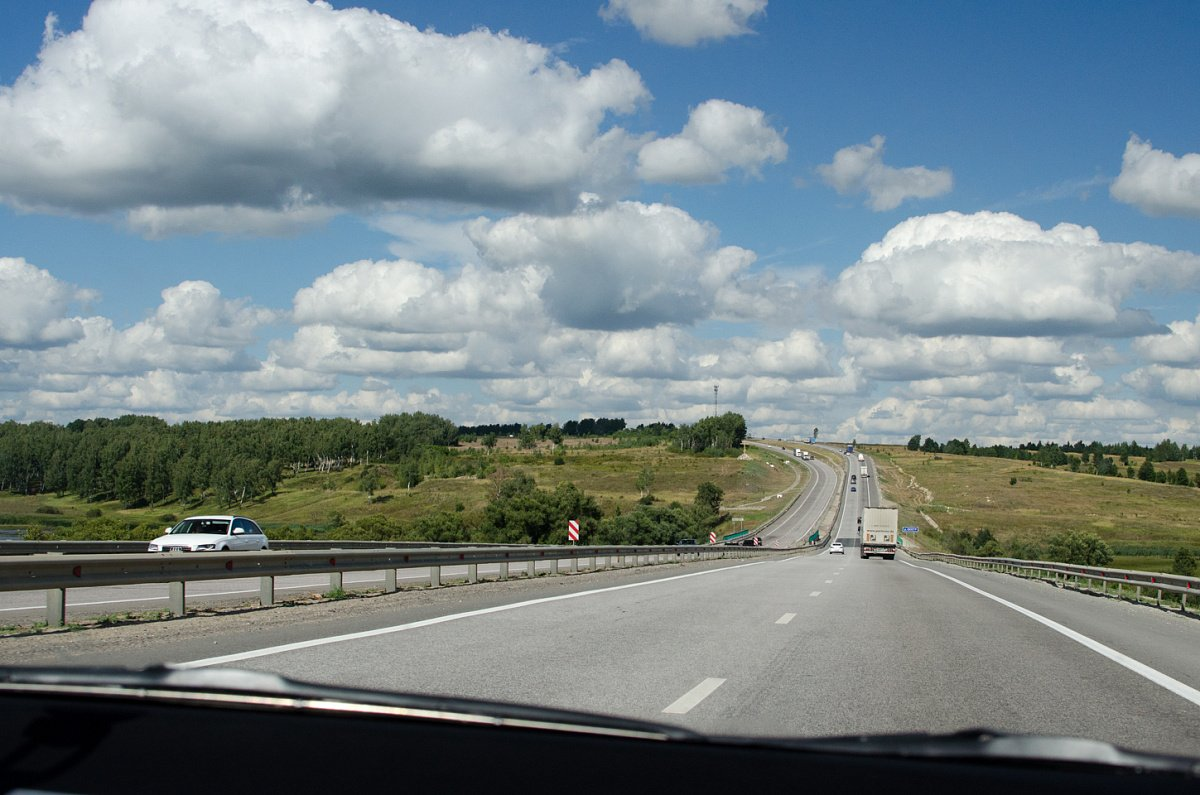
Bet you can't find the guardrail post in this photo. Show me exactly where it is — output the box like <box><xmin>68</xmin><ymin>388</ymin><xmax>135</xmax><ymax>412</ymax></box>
<box><xmin>570</xmin><ymin>556</ymin><xmax>578</xmax><ymax>573</ymax></box>
<box><xmin>430</xmin><ymin>565</ymin><xmax>442</xmax><ymax>588</ymax></box>
<box><xmin>527</xmin><ymin>560</ymin><xmax>535</xmax><ymax>577</ymax></box>
<box><xmin>169</xmin><ymin>581</ymin><xmax>185</xmax><ymax>616</ymax></box>
<box><xmin>499</xmin><ymin>561</ymin><xmax>509</xmax><ymax>580</ymax></box>
<box><xmin>46</xmin><ymin>588</ymin><xmax>65</xmax><ymax>628</ymax></box>
<box><xmin>383</xmin><ymin>569</ymin><xmax>397</xmax><ymax>594</ymax></box>
<box><xmin>329</xmin><ymin>572</ymin><xmax>343</xmax><ymax>593</ymax></box>
<box><xmin>259</xmin><ymin>576</ymin><xmax>275</xmax><ymax>606</ymax></box>
<box><xmin>1182</xmin><ymin>593</ymin><xmax>1188</xmax><ymax>614</ymax></box>
<box><xmin>468</xmin><ymin>563</ymin><xmax>478</xmax><ymax>583</ymax></box>
<box><xmin>550</xmin><ymin>558</ymin><xmax>559</xmax><ymax>575</ymax></box>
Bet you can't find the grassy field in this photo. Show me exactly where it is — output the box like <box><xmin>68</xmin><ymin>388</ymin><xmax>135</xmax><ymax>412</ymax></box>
<box><xmin>865</xmin><ymin>445</ymin><xmax>1200</xmax><ymax>571</ymax></box>
<box><xmin>0</xmin><ymin>441</ymin><xmax>802</xmax><ymax>536</ymax></box>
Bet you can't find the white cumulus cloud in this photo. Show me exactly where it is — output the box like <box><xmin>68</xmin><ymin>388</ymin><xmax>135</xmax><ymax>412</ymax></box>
<box><xmin>0</xmin><ymin>0</ymin><xmax>650</xmax><ymax>233</ymax></box>
<box><xmin>466</xmin><ymin>198</ymin><xmax>761</xmax><ymax>329</ymax></box>
<box><xmin>599</xmin><ymin>0</ymin><xmax>767</xmax><ymax>46</ymax></box>
<box><xmin>1110</xmin><ymin>135</ymin><xmax>1200</xmax><ymax>218</ymax></box>
<box><xmin>833</xmin><ymin>211</ymin><xmax>1200</xmax><ymax>338</ymax></box>
<box><xmin>817</xmin><ymin>135</ymin><xmax>952</xmax><ymax>211</ymax></box>
<box><xmin>637</xmin><ymin>99</ymin><xmax>786</xmax><ymax>184</ymax></box>
<box><xmin>0</xmin><ymin>258</ymin><xmax>95</xmax><ymax>348</ymax></box>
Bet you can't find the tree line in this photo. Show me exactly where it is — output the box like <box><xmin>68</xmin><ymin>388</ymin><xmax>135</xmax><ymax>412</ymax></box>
<box><xmin>0</xmin><ymin>412</ymin><xmax>460</xmax><ymax>507</ymax></box>
<box><xmin>906</xmin><ymin>434</ymin><xmax>1200</xmax><ymax>487</ymax></box>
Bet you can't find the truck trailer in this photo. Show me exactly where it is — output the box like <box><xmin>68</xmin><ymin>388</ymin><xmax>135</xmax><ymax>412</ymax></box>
<box><xmin>860</xmin><ymin>507</ymin><xmax>897</xmax><ymax>560</ymax></box>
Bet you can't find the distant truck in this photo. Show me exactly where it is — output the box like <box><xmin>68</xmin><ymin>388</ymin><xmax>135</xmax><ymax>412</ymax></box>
<box><xmin>861</xmin><ymin>507</ymin><xmax>897</xmax><ymax>560</ymax></box>
<box><xmin>860</xmin><ymin>465</ymin><xmax>868</xmax><ymax>477</ymax></box>
<box><xmin>795</xmin><ymin>448</ymin><xmax>803</xmax><ymax>457</ymax></box>
<box><xmin>857</xmin><ymin>453</ymin><xmax>865</xmax><ymax>462</ymax></box>
<box><xmin>845</xmin><ymin>444</ymin><xmax>854</xmax><ymax>454</ymax></box>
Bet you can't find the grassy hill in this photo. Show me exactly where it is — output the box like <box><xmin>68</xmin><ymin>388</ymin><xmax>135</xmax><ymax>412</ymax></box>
<box><xmin>866</xmin><ymin>445</ymin><xmax>1200</xmax><ymax>573</ymax></box>
<box><xmin>0</xmin><ymin>440</ymin><xmax>802</xmax><ymax>538</ymax></box>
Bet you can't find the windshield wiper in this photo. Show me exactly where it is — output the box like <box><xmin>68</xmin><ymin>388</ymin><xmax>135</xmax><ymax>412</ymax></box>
<box><xmin>0</xmin><ymin>665</ymin><xmax>702</xmax><ymax>743</ymax></box>
<box><xmin>733</xmin><ymin>729</ymin><xmax>1200</xmax><ymax>775</ymax></box>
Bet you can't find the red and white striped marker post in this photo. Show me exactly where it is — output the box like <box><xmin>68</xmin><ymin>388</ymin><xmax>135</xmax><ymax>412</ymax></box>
<box><xmin>568</xmin><ymin>519</ymin><xmax>580</xmax><ymax>543</ymax></box>
<box><xmin>709</xmin><ymin>531</ymin><xmax>717</xmax><ymax>545</ymax></box>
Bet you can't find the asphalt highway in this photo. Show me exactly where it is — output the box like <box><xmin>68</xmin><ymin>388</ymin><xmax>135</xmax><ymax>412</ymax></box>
<box><xmin>4</xmin><ymin>449</ymin><xmax>1198</xmax><ymax>759</ymax></box>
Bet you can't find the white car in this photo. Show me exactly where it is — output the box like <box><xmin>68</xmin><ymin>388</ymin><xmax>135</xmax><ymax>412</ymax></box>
<box><xmin>148</xmin><ymin>515</ymin><xmax>269</xmax><ymax>552</ymax></box>
<box><xmin>829</xmin><ymin>542</ymin><xmax>845</xmax><ymax>554</ymax></box>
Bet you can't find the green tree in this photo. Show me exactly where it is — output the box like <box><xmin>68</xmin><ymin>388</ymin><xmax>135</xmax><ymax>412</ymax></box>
<box><xmin>694</xmin><ymin>481</ymin><xmax>723</xmax><ymax>515</ymax></box>
<box><xmin>1137</xmin><ymin>459</ymin><xmax>1156</xmax><ymax>481</ymax></box>
<box><xmin>635</xmin><ymin>466</ymin><xmax>655</xmax><ymax>498</ymax></box>
<box><xmin>1171</xmin><ymin>547</ymin><xmax>1197</xmax><ymax>576</ymax></box>
<box><xmin>1173</xmin><ymin>467</ymin><xmax>1191</xmax><ymax>486</ymax></box>
<box><xmin>1046</xmin><ymin>530</ymin><xmax>1113</xmax><ymax>566</ymax></box>
<box><xmin>906</xmin><ymin>434</ymin><xmax>921</xmax><ymax>451</ymax></box>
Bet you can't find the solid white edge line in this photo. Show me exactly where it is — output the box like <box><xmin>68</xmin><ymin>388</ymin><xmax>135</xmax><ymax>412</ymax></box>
<box><xmin>175</xmin><ymin>559</ymin><xmax>771</xmax><ymax>669</ymax></box>
<box><xmin>901</xmin><ymin>560</ymin><xmax>1200</xmax><ymax>708</ymax></box>
<box><xmin>776</xmin><ymin>612</ymin><xmax>796</xmax><ymax>625</ymax></box>
<box><xmin>663</xmin><ymin>677</ymin><xmax>726</xmax><ymax>714</ymax></box>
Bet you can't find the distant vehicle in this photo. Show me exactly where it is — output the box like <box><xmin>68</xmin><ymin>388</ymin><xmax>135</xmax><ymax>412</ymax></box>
<box><xmin>850</xmin><ymin>474</ymin><xmax>856</xmax><ymax>483</ymax></box>
<box><xmin>860</xmin><ymin>466</ymin><xmax>868</xmax><ymax>477</ymax></box>
<box><xmin>795</xmin><ymin>448</ymin><xmax>803</xmax><ymax>457</ymax></box>
<box><xmin>829</xmin><ymin>542</ymin><xmax>844</xmax><ymax>554</ymax></box>
<box><xmin>857</xmin><ymin>453</ymin><xmax>865</xmax><ymax>463</ymax></box>
<box><xmin>861</xmin><ymin>507</ymin><xmax>898</xmax><ymax>560</ymax></box>
<box><xmin>845</xmin><ymin>444</ymin><xmax>854</xmax><ymax>454</ymax></box>
<box><xmin>850</xmin><ymin>486</ymin><xmax>856</xmax><ymax>492</ymax></box>
<box><xmin>148</xmin><ymin>515</ymin><xmax>269</xmax><ymax>552</ymax></box>
<box><xmin>676</xmin><ymin>538</ymin><xmax>698</xmax><ymax>545</ymax></box>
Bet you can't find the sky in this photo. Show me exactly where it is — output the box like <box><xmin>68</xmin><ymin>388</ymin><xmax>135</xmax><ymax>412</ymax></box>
<box><xmin>1</xmin><ymin>0</ymin><xmax>1198</xmax><ymax>445</ymax></box>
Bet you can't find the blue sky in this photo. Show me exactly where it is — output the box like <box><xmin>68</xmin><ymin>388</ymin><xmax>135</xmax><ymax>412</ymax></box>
<box><xmin>1</xmin><ymin>0</ymin><xmax>1198</xmax><ymax>444</ymax></box>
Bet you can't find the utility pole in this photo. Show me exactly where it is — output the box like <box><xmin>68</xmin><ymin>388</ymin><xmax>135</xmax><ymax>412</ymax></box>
<box><xmin>713</xmin><ymin>384</ymin><xmax>719</xmax><ymax>416</ymax></box>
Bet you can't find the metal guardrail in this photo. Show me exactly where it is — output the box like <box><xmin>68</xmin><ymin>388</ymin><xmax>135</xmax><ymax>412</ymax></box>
<box><xmin>1</xmin><ymin>543</ymin><xmax>775</xmax><ymax>627</ymax></box>
<box><xmin>907</xmin><ymin>550</ymin><xmax>1199</xmax><ymax>612</ymax></box>
<box><xmin>0</xmin><ymin>539</ymin><xmax>512</xmax><ymax>555</ymax></box>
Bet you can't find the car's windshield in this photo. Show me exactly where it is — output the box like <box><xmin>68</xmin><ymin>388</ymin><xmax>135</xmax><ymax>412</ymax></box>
<box><xmin>0</xmin><ymin>0</ymin><xmax>1198</xmax><ymax>766</ymax></box>
<box><xmin>170</xmin><ymin>520</ymin><xmax>229</xmax><ymax>536</ymax></box>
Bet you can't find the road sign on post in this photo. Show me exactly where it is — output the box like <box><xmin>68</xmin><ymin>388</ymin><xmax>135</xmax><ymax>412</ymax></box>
<box><xmin>568</xmin><ymin>519</ymin><xmax>580</xmax><ymax>543</ymax></box>
<box><xmin>708</xmin><ymin>531</ymin><xmax>717</xmax><ymax>545</ymax></box>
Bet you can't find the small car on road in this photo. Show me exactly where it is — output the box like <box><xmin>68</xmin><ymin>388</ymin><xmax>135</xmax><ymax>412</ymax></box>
<box><xmin>829</xmin><ymin>542</ymin><xmax>845</xmax><ymax>554</ymax></box>
<box><xmin>148</xmin><ymin>515</ymin><xmax>270</xmax><ymax>552</ymax></box>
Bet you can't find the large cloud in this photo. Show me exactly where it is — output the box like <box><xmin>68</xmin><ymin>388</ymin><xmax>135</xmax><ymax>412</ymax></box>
<box><xmin>1132</xmin><ymin>314</ymin><xmax>1200</xmax><ymax>364</ymax></box>
<box><xmin>0</xmin><ymin>258</ymin><xmax>95</xmax><ymax>348</ymax></box>
<box><xmin>0</xmin><ymin>0</ymin><xmax>649</xmax><ymax>232</ymax></box>
<box><xmin>599</xmin><ymin>0</ymin><xmax>767</xmax><ymax>46</ymax></box>
<box><xmin>293</xmin><ymin>259</ymin><xmax>545</xmax><ymax>334</ymax></box>
<box><xmin>833</xmin><ymin>211</ymin><xmax>1200</xmax><ymax>337</ymax></box>
<box><xmin>25</xmin><ymin>281</ymin><xmax>271</xmax><ymax>376</ymax></box>
<box><xmin>1110</xmin><ymin>135</ymin><xmax>1200</xmax><ymax>219</ymax></box>
<box><xmin>466</xmin><ymin>197</ymin><xmax>766</xmax><ymax>329</ymax></box>
<box><xmin>637</xmin><ymin>99</ymin><xmax>786</xmax><ymax>184</ymax></box>
<box><xmin>817</xmin><ymin>135</ymin><xmax>952</xmax><ymax>211</ymax></box>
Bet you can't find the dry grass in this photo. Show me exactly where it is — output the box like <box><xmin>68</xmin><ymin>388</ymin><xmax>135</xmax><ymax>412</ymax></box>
<box><xmin>866</xmin><ymin>445</ymin><xmax>1200</xmax><ymax>554</ymax></box>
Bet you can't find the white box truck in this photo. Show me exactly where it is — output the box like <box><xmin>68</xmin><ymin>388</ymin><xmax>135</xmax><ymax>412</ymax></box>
<box><xmin>861</xmin><ymin>507</ymin><xmax>897</xmax><ymax>560</ymax></box>
<box><xmin>857</xmin><ymin>452</ymin><xmax>865</xmax><ymax>463</ymax></box>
